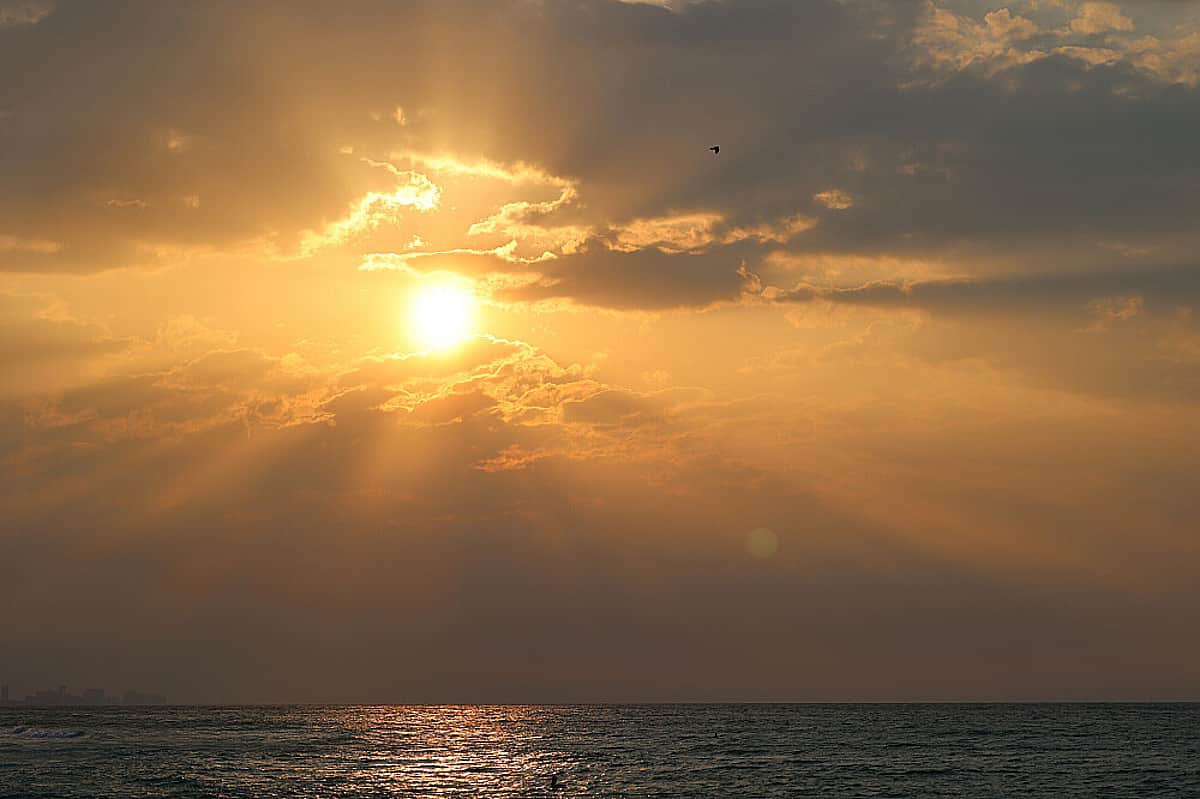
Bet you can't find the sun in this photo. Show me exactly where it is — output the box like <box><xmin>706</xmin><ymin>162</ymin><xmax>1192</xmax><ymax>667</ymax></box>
<box><xmin>409</xmin><ymin>283</ymin><xmax>476</xmax><ymax>351</ymax></box>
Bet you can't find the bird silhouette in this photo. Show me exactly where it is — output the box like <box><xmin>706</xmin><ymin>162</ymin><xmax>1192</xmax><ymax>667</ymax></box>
<box><xmin>709</xmin><ymin>145</ymin><xmax>720</xmax><ymax>154</ymax></box>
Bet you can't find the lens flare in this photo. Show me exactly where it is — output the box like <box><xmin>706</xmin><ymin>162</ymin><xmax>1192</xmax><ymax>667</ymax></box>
<box><xmin>747</xmin><ymin>528</ymin><xmax>779</xmax><ymax>559</ymax></box>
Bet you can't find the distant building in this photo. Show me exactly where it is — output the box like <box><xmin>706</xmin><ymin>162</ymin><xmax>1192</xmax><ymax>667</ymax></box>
<box><xmin>27</xmin><ymin>685</ymin><xmax>81</xmax><ymax>705</ymax></box>
<box><xmin>10</xmin><ymin>682</ymin><xmax>164</xmax><ymax>706</ymax></box>
<box><xmin>28</xmin><ymin>686</ymin><xmax>70</xmax><ymax>705</ymax></box>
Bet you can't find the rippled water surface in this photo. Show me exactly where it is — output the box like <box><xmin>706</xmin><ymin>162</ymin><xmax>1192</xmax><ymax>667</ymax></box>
<box><xmin>2</xmin><ymin>704</ymin><xmax>1198</xmax><ymax>797</ymax></box>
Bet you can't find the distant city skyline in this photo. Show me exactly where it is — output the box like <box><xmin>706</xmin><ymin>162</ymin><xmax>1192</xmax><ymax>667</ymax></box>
<box><xmin>0</xmin><ymin>682</ymin><xmax>165</xmax><ymax>707</ymax></box>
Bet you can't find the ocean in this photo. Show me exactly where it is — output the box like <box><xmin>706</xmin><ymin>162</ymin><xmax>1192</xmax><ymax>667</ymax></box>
<box><xmin>2</xmin><ymin>704</ymin><xmax>1198</xmax><ymax>797</ymax></box>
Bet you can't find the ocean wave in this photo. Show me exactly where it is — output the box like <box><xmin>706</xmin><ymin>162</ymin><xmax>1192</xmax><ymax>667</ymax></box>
<box><xmin>3</xmin><ymin>725</ymin><xmax>84</xmax><ymax>738</ymax></box>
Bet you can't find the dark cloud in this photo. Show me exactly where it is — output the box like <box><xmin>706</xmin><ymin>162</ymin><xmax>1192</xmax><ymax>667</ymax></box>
<box><xmin>3</xmin><ymin>0</ymin><xmax>1199</xmax><ymax>313</ymax></box>
<box><xmin>399</xmin><ymin>238</ymin><xmax>760</xmax><ymax>309</ymax></box>
<box><xmin>771</xmin><ymin>265</ymin><xmax>1200</xmax><ymax>401</ymax></box>
<box><xmin>775</xmin><ymin>264</ymin><xmax>1200</xmax><ymax>314</ymax></box>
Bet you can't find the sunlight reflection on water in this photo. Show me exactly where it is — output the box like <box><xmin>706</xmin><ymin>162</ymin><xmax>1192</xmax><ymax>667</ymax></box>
<box><xmin>2</xmin><ymin>704</ymin><xmax>1198</xmax><ymax>797</ymax></box>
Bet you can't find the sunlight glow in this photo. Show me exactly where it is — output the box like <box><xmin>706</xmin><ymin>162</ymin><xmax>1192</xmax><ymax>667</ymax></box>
<box><xmin>409</xmin><ymin>283</ymin><xmax>476</xmax><ymax>351</ymax></box>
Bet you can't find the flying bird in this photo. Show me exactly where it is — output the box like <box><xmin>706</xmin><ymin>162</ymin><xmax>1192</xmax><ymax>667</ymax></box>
<box><xmin>709</xmin><ymin>145</ymin><xmax>720</xmax><ymax>154</ymax></box>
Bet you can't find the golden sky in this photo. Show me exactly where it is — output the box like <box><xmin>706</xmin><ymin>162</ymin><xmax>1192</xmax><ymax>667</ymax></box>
<box><xmin>2</xmin><ymin>0</ymin><xmax>1198</xmax><ymax>702</ymax></box>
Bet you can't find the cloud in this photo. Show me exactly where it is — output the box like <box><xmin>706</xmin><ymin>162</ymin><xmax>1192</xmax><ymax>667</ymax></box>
<box><xmin>909</xmin><ymin>0</ymin><xmax>1197</xmax><ymax>85</ymax></box>
<box><xmin>0</xmin><ymin>0</ymin><xmax>52</xmax><ymax>27</ymax></box>
<box><xmin>3</xmin><ymin>0</ymin><xmax>1200</xmax><ymax>701</ymax></box>
<box><xmin>0</xmin><ymin>234</ymin><xmax>61</xmax><ymax>253</ymax></box>
<box><xmin>5</xmin><ymin>289</ymin><xmax>1200</xmax><ymax>700</ymax></box>
<box><xmin>765</xmin><ymin>263</ymin><xmax>1200</xmax><ymax>402</ymax></box>
<box><xmin>298</xmin><ymin>168</ymin><xmax>441</xmax><ymax>255</ymax></box>
<box><xmin>382</xmin><ymin>238</ymin><xmax>763</xmax><ymax>310</ymax></box>
<box><xmin>1084</xmin><ymin>293</ymin><xmax>1143</xmax><ymax>331</ymax></box>
<box><xmin>772</xmin><ymin>265</ymin><xmax>1200</xmax><ymax>316</ymax></box>
<box><xmin>0</xmin><ymin>293</ymin><xmax>132</xmax><ymax>395</ymax></box>
<box><xmin>0</xmin><ymin>0</ymin><xmax>1196</xmax><ymax>319</ymax></box>
<box><xmin>1070</xmin><ymin>1</ymin><xmax>1135</xmax><ymax>34</ymax></box>
<box><xmin>813</xmin><ymin>190</ymin><xmax>855</xmax><ymax>211</ymax></box>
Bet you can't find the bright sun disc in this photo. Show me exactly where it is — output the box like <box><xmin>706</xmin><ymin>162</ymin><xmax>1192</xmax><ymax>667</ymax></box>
<box><xmin>410</xmin><ymin>284</ymin><xmax>475</xmax><ymax>351</ymax></box>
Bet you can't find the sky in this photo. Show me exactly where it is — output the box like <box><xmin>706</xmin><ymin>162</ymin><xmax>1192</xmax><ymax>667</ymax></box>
<box><xmin>1</xmin><ymin>0</ymin><xmax>1198</xmax><ymax>703</ymax></box>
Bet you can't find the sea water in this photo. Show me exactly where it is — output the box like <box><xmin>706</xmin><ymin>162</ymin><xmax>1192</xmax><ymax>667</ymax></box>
<box><xmin>2</xmin><ymin>704</ymin><xmax>1198</xmax><ymax>797</ymax></box>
